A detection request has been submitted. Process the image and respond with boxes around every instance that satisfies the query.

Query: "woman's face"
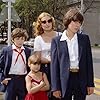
[68,21,81,34]
[41,16,53,31]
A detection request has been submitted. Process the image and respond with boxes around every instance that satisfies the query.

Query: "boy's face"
[68,21,81,34]
[13,37,25,48]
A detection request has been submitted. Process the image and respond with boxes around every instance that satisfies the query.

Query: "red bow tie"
[13,49,25,65]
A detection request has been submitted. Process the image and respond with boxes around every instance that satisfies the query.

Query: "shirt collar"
[60,30,67,41]
[12,44,25,50]
[60,30,77,41]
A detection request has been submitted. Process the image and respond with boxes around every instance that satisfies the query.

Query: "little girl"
[25,52,50,100]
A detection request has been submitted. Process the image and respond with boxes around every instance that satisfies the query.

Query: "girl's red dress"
[25,74,48,100]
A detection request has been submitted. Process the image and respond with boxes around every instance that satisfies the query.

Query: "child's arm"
[40,73,50,91]
[25,75,45,94]
[35,51,50,63]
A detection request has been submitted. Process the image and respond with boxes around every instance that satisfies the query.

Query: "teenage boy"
[51,8,94,100]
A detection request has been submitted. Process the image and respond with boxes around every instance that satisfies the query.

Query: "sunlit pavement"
[0,92,3,100]
[94,78,100,95]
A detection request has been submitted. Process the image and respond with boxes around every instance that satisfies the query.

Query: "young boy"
[0,28,31,100]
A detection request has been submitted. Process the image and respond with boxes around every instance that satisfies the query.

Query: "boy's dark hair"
[63,7,84,29]
[11,28,28,40]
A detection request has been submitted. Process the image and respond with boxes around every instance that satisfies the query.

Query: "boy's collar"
[60,30,77,41]
[12,44,25,50]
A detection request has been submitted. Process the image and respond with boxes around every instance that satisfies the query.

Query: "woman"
[33,12,61,100]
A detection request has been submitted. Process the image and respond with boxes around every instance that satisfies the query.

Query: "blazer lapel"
[5,46,13,75]
[60,40,70,60]
[24,47,30,61]
[77,34,82,62]
[8,46,13,62]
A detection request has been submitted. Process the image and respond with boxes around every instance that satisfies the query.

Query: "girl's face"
[13,37,25,48]
[68,21,81,34]
[41,16,53,31]
[30,62,41,73]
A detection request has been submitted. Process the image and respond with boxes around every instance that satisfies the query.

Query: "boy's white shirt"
[60,30,79,69]
[9,44,27,75]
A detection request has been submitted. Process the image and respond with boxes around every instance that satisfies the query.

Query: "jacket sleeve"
[86,35,94,87]
[51,38,61,91]
[0,48,6,82]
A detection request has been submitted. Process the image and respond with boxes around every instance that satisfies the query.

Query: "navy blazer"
[0,45,31,91]
[51,33,94,97]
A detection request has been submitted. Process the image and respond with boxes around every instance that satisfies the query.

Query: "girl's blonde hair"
[28,52,41,67]
[33,12,55,36]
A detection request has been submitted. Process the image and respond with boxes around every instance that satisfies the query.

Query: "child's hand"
[1,78,11,85]
[39,80,45,87]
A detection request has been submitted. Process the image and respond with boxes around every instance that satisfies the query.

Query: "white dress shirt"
[9,44,27,75]
[60,30,79,69]
[34,32,62,61]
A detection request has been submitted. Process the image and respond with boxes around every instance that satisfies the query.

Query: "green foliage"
[13,0,52,31]
[0,0,68,35]
[14,0,49,19]
[0,1,3,12]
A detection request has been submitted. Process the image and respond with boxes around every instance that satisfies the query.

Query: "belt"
[70,68,79,72]
[8,74,26,78]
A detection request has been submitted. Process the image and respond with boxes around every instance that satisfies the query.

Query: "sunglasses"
[41,19,52,24]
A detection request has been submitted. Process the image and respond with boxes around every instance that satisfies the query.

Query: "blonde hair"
[33,12,55,36]
[28,52,41,67]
